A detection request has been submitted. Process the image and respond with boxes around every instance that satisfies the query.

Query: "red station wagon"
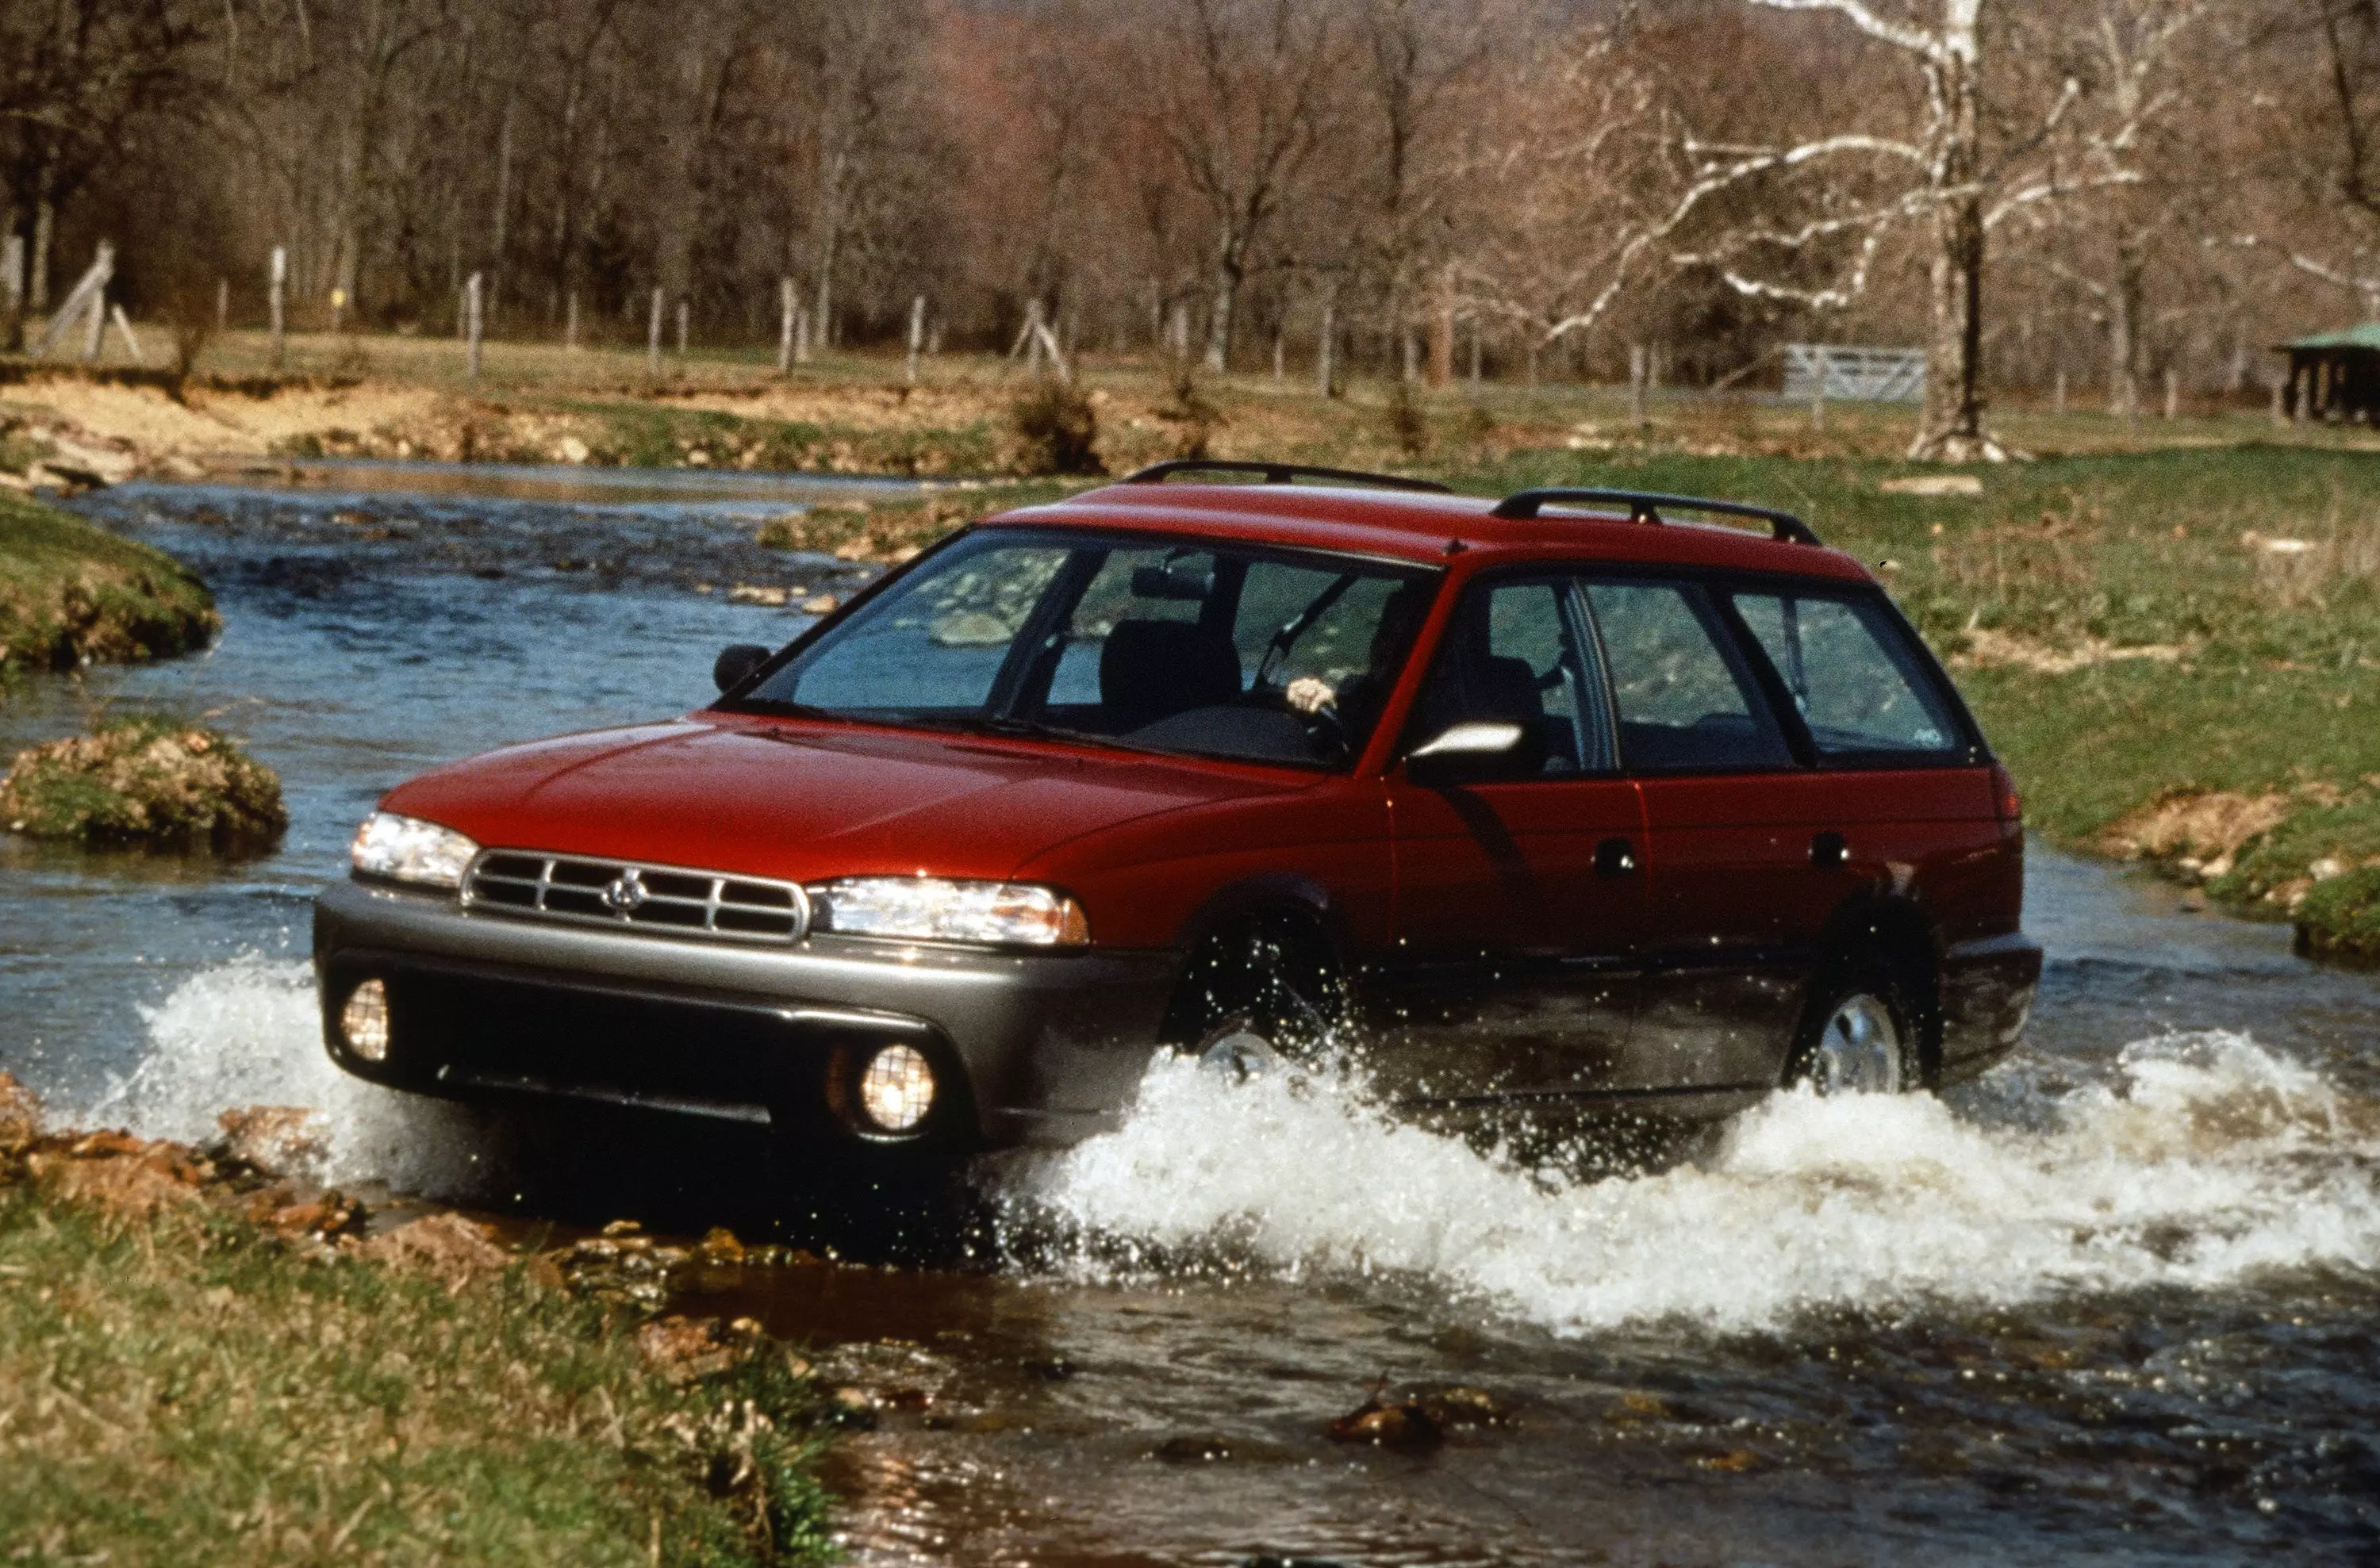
[316,462,2041,1175]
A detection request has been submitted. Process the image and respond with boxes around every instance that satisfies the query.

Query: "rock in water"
[0,717,287,851]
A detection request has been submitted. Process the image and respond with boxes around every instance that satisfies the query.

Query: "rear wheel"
[1790,964,1917,1095]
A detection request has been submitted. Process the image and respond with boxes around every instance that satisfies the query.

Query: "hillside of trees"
[6,1,2379,450]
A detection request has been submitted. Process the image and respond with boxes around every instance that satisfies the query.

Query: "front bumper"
[313,878,1178,1147]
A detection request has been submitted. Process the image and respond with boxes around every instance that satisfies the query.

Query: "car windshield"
[732,527,1441,769]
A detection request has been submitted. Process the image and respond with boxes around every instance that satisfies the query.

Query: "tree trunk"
[1908,3,2000,462]
[1204,239,1241,373]
[2108,244,2141,424]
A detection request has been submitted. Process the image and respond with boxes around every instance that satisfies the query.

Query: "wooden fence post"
[270,246,287,369]
[565,291,580,351]
[778,278,795,374]
[1630,343,1648,428]
[216,278,229,332]
[31,241,119,362]
[466,271,484,378]
[1024,299,1046,378]
[1428,270,1453,387]
[83,282,106,363]
[2163,366,2179,420]
[647,287,663,376]
[795,305,811,365]
[2053,369,2067,416]
[1273,328,1284,383]
[1469,323,1482,385]
[110,305,147,366]
[0,235,21,321]
[2271,374,2287,427]
[1810,350,1826,433]
[906,294,925,385]
[1316,300,1335,397]
[676,298,689,357]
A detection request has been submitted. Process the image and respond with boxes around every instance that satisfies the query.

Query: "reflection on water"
[3,474,2378,1564]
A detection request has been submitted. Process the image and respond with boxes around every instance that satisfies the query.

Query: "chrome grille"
[462,852,809,943]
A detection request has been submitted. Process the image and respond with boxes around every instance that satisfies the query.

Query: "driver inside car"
[1281,581,1434,743]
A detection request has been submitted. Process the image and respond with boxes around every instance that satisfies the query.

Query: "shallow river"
[5,470,2379,1566]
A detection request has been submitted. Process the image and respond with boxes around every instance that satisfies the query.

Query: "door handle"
[1595,837,1637,877]
[1811,830,1848,868]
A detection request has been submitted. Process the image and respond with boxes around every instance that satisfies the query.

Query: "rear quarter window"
[1583,579,1795,772]
[1729,588,1965,762]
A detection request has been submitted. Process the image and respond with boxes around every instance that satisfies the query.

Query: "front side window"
[739,529,1438,769]
[1407,577,1614,776]
[1731,588,1964,761]
[1583,579,1794,772]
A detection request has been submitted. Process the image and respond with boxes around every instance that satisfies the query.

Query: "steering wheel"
[1297,696,1351,753]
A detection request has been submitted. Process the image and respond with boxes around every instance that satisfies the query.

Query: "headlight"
[808,876,1090,947]
[351,811,480,890]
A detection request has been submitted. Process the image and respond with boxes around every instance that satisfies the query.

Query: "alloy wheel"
[1809,992,1905,1095]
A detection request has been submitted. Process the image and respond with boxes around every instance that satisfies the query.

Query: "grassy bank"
[0,489,217,680]
[0,1106,832,1565]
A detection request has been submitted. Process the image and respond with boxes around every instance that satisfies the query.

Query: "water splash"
[1004,1032,2380,1336]
[79,953,505,1197]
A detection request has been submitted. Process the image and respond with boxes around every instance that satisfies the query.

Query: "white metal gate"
[1783,344,1927,404]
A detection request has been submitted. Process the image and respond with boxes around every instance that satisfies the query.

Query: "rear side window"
[1583,581,1794,772]
[1731,589,1964,761]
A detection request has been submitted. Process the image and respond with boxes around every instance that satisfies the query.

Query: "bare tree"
[2006,0,2207,419]
[1142,0,1341,371]
[1657,2,2094,457]
[0,0,202,325]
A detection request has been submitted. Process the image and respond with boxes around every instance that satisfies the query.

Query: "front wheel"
[1162,909,1349,1075]
[1790,968,1917,1095]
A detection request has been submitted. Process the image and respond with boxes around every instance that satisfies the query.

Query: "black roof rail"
[1121,459,1453,495]
[1491,488,1822,546]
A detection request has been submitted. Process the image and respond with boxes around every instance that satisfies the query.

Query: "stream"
[4,466,2378,1565]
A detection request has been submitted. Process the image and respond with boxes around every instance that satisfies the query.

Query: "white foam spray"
[1008,1032,2380,1336]
[80,954,505,1197]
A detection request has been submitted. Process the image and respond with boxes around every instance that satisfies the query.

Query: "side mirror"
[713,642,772,693]
[1404,720,1527,786]
[1409,721,1524,759]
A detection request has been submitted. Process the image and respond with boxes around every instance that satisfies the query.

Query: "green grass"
[0,490,218,680]
[0,1188,831,1566]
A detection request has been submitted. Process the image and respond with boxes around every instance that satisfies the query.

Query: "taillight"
[1987,761,2022,822]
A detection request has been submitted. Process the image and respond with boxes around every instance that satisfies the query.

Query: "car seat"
[1100,619,1245,731]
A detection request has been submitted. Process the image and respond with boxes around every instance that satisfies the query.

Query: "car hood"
[379,715,1309,884]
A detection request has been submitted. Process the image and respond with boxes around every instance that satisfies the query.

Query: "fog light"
[856,1044,935,1132]
[340,980,390,1063]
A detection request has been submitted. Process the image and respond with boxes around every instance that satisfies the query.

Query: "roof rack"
[1490,488,1822,546]
[1121,459,1453,495]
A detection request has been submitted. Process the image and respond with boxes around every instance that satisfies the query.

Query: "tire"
[1162,908,1348,1074]
[1788,960,1920,1095]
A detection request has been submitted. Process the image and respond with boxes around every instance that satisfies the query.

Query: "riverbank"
[0,1079,833,1566]
[0,489,217,681]
[9,341,2374,949]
